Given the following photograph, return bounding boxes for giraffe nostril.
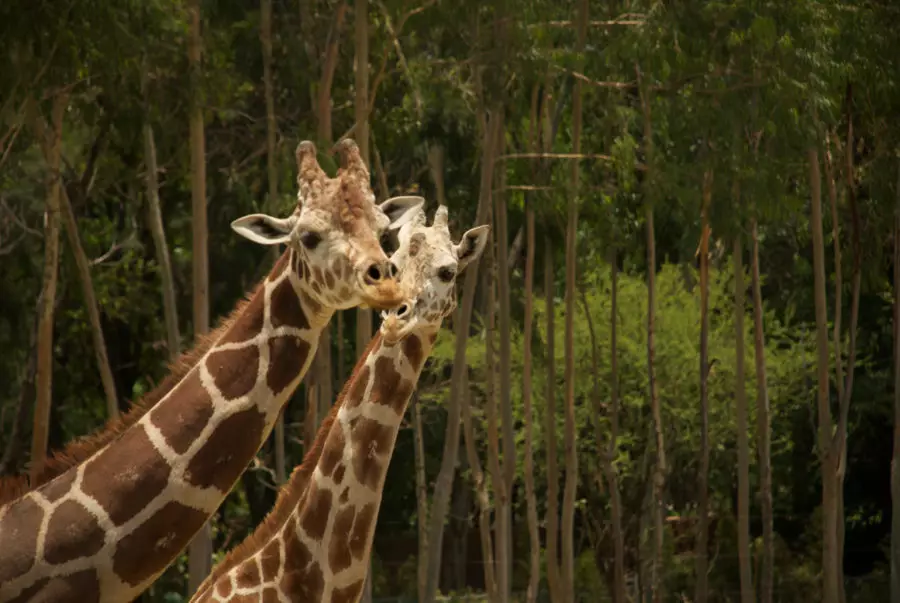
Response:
[396,303,410,318]
[388,262,399,279]
[365,264,383,284]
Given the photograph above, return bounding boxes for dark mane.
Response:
[197,331,385,594]
[0,280,268,506]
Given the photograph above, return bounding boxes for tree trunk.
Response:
[809,146,839,603]
[354,0,371,373]
[606,249,627,603]
[695,169,712,603]
[562,2,587,599]
[751,217,775,603]
[188,0,212,588]
[413,392,430,603]
[544,232,562,603]
[734,228,755,603]
[29,92,68,481]
[422,114,499,603]
[461,382,498,601]
[521,85,540,603]
[637,62,666,603]
[891,160,900,603]
[484,236,509,603]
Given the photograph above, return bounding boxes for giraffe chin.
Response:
[380,313,420,344]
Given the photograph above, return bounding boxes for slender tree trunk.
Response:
[521,85,540,603]
[809,146,839,603]
[413,392,430,603]
[142,76,180,364]
[29,93,67,481]
[891,159,900,603]
[354,0,371,366]
[734,227,755,603]
[461,382,498,601]
[188,0,212,587]
[751,217,775,603]
[544,232,562,603]
[562,3,587,599]
[695,169,712,603]
[485,238,509,603]
[59,186,118,418]
[606,249,627,603]
[637,62,666,603]
[422,114,499,603]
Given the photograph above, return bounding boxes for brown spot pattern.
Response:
[215,578,233,599]
[371,356,414,415]
[319,425,345,478]
[350,417,395,490]
[332,579,365,603]
[263,588,280,603]
[270,278,310,330]
[41,469,76,503]
[344,364,370,410]
[149,370,215,454]
[235,558,261,588]
[339,487,350,503]
[261,539,282,582]
[328,505,356,573]
[185,406,266,492]
[0,496,42,583]
[220,289,266,345]
[113,501,209,586]
[402,334,423,369]
[267,335,311,395]
[206,345,260,400]
[299,481,332,541]
[334,464,346,485]
[43,500,106,565]
[349,503,376,560]
[8,570,100,603]
[81,425,171,526]
[280,532,324,600]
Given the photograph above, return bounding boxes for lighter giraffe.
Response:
[190,205,489,603]
[0,140,424,603]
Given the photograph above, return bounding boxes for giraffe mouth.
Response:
[380,304,420,343]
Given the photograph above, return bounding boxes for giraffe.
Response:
[0,139,424,603]
[189,205,489,603]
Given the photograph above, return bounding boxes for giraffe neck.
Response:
[0,249,333,603]
[193,328,436,603]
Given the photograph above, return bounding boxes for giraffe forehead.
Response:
[301,173,381,235]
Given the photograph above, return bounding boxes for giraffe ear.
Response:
[231,214,298,246]
[455,225,490,272]
[379,196,425,230]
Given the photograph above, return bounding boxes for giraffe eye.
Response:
[298,231,322,250]
[437,267,456,283]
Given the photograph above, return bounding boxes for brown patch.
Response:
[0,496,42,583]
[339,487,350,503]
[408,233,425,257]
[280,532,324,600]
[206,345,260,400]
[149,370,215,454]
[270,278,310,330]
[260,539,282,582]
[235,557,261,588]
[319,425,345,478]
[349,503,376,560]
[402,334,423,369]
[299,481,332,541]
[267,335,311,395]
[219,288,266,345]
[333,579,365,603]
[333,464,346,485]
[328,505,356,573]
[324,269,336,289]
[350,417,395,490]
[185,406,266,492]
[263,587,280,603]
[41,469,76,503]
[43,500,106,565]
[113,501,209,586]
[81,424,171,526]
[372,356,414,415]
[344,364,370,410]
[215,577,233,599]
[7,570,100,603]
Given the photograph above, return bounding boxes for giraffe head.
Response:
[230,140,423,310]
[381,204,489,342]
